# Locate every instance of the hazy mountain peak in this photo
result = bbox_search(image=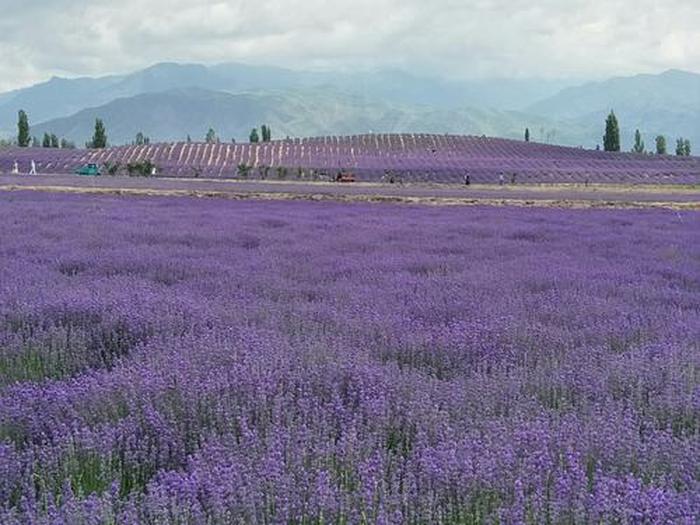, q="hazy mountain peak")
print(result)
[0,63,697,151]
